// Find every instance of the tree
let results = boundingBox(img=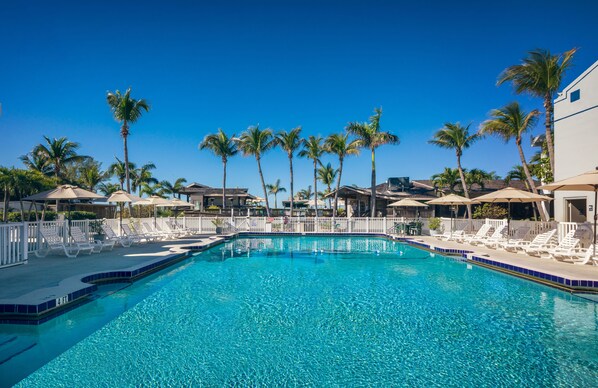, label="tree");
[235,125,276,216]
[497,48,577,173]
[140,182,165,197]
[199,129,237,208]
[106,88,151,194]
[325,133,360,216]
[431,167,462,194]
[464,168,497,192]
[298,136,325,215]
[32,136,88,183]
[98,182,121,196]
[505,165,530,188]
[132,163,158,195]
[480,101,548,220]
[429,123,480,218]
[20,150,52,177]
[276,127,303,215]
[317,162,338,208]
[160,178,187,199]
[78,160,107,191]
[346,107,399,216]
[266,179,287,209]
[297,185,314,200]
[108,157,135,190]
